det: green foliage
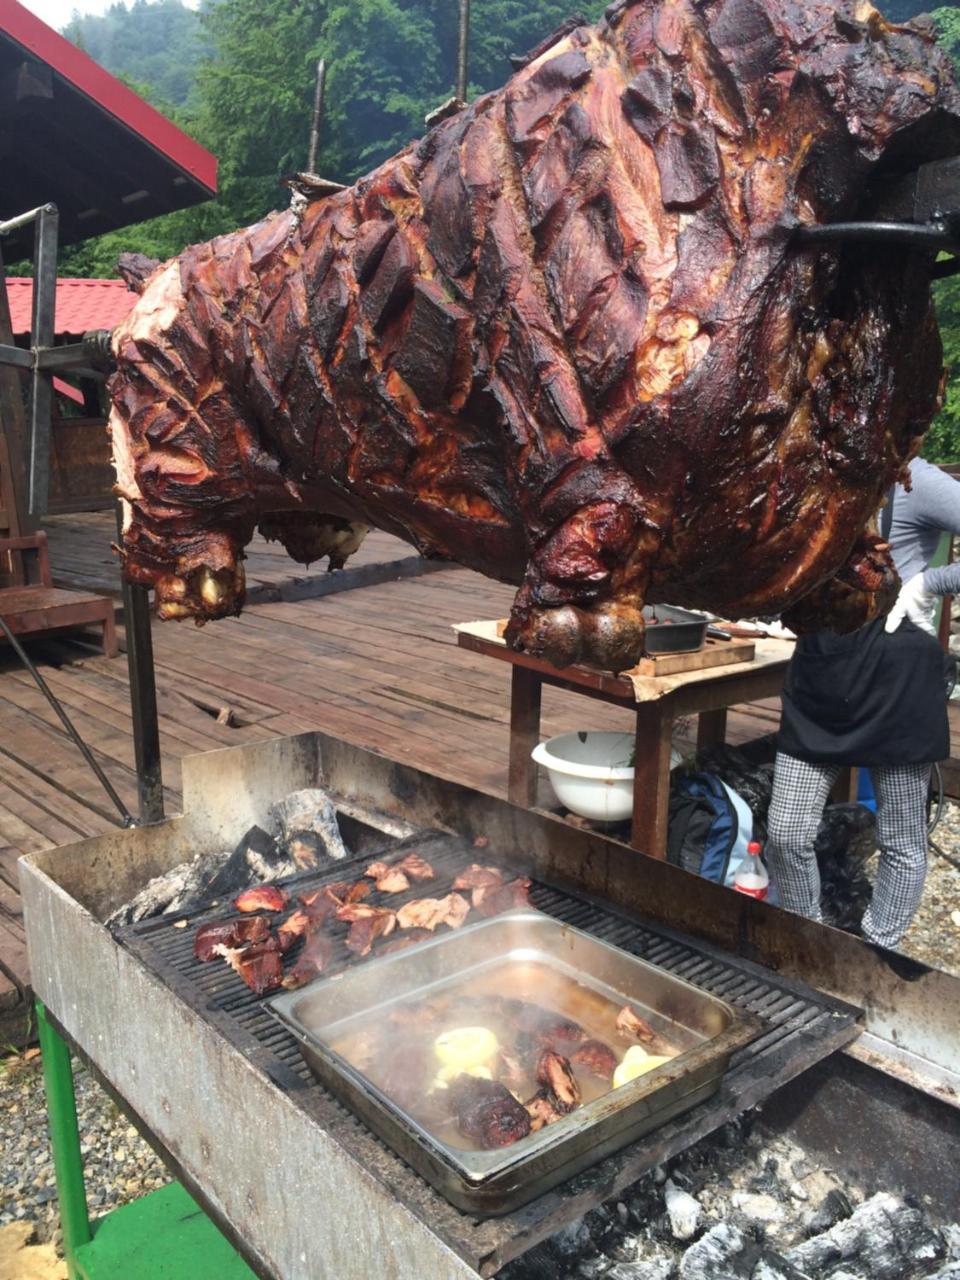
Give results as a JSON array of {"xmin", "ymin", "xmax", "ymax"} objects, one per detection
[{"xmin": 62, "ymin": 0, "xmax": 212, "ymax": 108}]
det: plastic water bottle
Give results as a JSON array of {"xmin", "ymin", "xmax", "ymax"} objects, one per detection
[{"xmin": 733, "ymin": 840, "xmax": 769, "ymax": 900}]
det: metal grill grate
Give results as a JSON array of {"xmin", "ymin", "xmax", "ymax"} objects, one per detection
[{"xmin": 119, "ymin": 829, "xmax": 861, "ymax": 1276}]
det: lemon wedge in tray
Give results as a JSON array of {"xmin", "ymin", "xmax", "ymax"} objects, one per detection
[
  {"xmin": 612, "ymin": 1045, "xmax": 672, "ymax": 1090},
  {"xmin": 433, "ymin": 1026, "xmax": 498, "ymax": 1071}
]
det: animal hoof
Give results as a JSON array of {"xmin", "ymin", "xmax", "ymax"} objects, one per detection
[{"xmin": 505, "ymin": 602, "xmax": 644, "ymax": 672}]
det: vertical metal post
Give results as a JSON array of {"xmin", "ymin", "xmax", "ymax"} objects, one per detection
[
  {"xmin": 29, "ymin": 204, "xmax": 58, "ymax": 517},
  {"xmin": 37, "ymin": 1001, "xmax": 92, "ymax": 1278},
  {"xmin": 456, "ymin": 0, "xmax": 471, "ymax": 103},
  {"xmin": 307, "ymin": 59, "xmax": 327, "ymax": 174},
  {"xmin": 115, "ymin": 502, "xmax": 164, "ymax": 823}
]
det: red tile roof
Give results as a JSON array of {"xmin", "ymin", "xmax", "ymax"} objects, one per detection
[{"xmin": 5, "ymin": 276, "xmax": 136, "ymax": 337}]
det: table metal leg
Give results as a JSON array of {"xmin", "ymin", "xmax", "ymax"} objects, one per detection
[
  {"xmin": 508, "ymin": 666, "xmax": 543, "ymax": 808},
  {"xmin": 632, "ymin": 701, "xmax": 674, "ymax": 859},
  {"xmin": 696, "ymin": 707, "xmax": 728, "ymax": 754},
  {"xmin": 37, "ymin": 1001, "xmax": 91, "ymax": 1278}
]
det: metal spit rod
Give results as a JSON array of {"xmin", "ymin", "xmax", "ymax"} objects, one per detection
[{"xmin": 0, "ymin": 614, "xmax": 134, "ymax": 825}]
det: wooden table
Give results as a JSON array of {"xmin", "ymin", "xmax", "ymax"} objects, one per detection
[{"xmin": 455, "ymin": 620, "xmax": 794, "ymax": 860}]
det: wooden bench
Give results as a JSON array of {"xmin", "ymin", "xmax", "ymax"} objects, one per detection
[{"xmin": 0, "ymin": 531, "xmax": 117, "ymax": 656}]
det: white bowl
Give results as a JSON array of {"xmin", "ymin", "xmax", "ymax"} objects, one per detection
[{"xmin": 531, "ymin": 731, "xmax": 636, "ymax": 823}]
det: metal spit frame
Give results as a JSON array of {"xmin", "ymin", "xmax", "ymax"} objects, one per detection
[{"xmin": 20, "ymin": 729, "xmax": 960, "ymax": 1279}]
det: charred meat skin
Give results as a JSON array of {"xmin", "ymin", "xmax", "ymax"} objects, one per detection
[
  {"xmin": 448, "ymin": 1075, "xmax": 532, "ymax": 1149},
  {"xmin": 233, "ymin": 885, "xmax": 288, "ymax": 913},
  {"xmin": 536, "ymin": 1050, "xmax": 582, "ymax": 1114},
  {"xmin": 109, "ymin": 1, "xmax": 960, "ymax": 672},
  {"xmin": 216, "ymin": 938, "xmax": 284, "ymax": 995},
  {"xmin": 571, "ymin": 1039, "xmax": 618, "ymax": 1080},
  {"xmin": 524, "ymin": 1089, "xmax": 563, "ymax": 1132},
  {"xmin": 471, "ymin": 877, "xmax": 533, "ymax": 919},
  {"xmin": 194, "ymin": 915, "xmax": 270, "ymax": 961},
  {"xmin": 282, "ymin": 930, "xmax": 334, "ymax": 990}
]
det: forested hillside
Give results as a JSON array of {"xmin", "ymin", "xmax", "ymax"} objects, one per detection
[{"xmin": 50, "ymin": 0, "xmax": 960, "ymax": 459}]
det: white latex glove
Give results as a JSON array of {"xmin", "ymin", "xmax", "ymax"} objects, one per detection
[{"xmin": 884, "ymin": 572, "xmax": 936, "ymax": 635}]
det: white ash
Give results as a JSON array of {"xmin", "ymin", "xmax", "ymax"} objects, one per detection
[
  {"xmin": 269, "ymin": 787, "xmax": 348, "ymax": 865},
  {"xmin": 503, "ymin": 1111, "xmax": 958, "ymax": 1280},
  {"xmin": 107, "ymin": 785, "xmax": 349, "ymax": 926},
  {"xmin": 665, "ymin": 1179, "xmax": 702, "ymax": 1241}
]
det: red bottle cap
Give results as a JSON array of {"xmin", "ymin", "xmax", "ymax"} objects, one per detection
[{"xmin": 747, "ymin": 841, "xmax": 762, "ymax": 855}]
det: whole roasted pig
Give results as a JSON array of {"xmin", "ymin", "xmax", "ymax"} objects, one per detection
[{"xmin": 109, "ymin": 0, "xmax": 960, "ymax": 671}]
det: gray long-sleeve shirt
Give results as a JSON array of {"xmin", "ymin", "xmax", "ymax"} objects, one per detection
[{"xmin": 889, "ymin": 458, "xmax": 960, "ymax": 596}]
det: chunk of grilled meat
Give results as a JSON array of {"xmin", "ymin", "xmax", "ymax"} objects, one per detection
[
  {"xmin": 110, "ymin": 1, "xmax": 960, "ymax": 671},
  {"xmin": 571, "ymin": 1039, "xmax": 618, "ymax": 1080},
  {"xmin": 615, "ymin": 1004, "xmax": 676, "ymax": 1055},
  {"xmin": 471, "ymin": 877, "xmax": 533, "ymax": 918},
  {"xmin": 396, "ymin": 853, "xmax": 435, "ymax": 882},
  {"xmin": 396, "ymin": 893, "xmax": 470, "ymax": 932},
  {"xmin": 276, "ymin": 908, "xmax": 313, "ymax": 953},
  {"xmin": 536, "ymin": 1050, "xmax": 582, "ymax": 1114},
  {"xmin": 281, "ymin": 931, "xmax": 334, "ymax": 990},
  {"xmin": 452, "ymin": 864, "xmax": 504, "ymax": 892},
  {"xmin": 373, "ymin": 868, "xmax": 411, "ymax": 894},
  {"xmin": 345, "ymin": 908, "xmax": 398, "ymax": 956},
  {"xmin": 524, "ymin": 1089, "xmax": 563, "ymax": 1132},
  {"xmin": 514, "ymin": 1004, "xmax": 586, "ymax": 1058},
  {"xmin": 233, "ymin": 885, "xmax": 288, "ymax": 913},
  {"xmin": 448, "ymin": 1074, "xmax": 532, "ymax": 1149},
  {"xmin": 215, "ymin": 937, "xmax": 283, "ymax": 995},
  {"xmin": 299, "ymin": 885, "xmax": 346, "ymax": 923},
  {"xmin": 194, "ymin": 915, "xmax": 270, "ymax": 962},
  {"xmin": 364, "ymin": 860, "xmax": 391, "ymax": 880}
]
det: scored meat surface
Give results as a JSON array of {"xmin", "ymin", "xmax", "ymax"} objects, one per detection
[{"xmin": 109, "ymin": 0, "xmax": 960, "ymax": 671}]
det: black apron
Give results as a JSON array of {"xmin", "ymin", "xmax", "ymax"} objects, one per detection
[{"xmin": 778, "ymin": 618, "xmax": 950, "ymax": 766}]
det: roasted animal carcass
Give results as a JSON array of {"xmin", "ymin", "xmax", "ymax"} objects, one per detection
[{"xmin": 109, "ymin": 0, "xmax": 960, "ymax": 671}]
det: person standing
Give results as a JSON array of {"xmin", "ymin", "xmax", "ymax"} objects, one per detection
[
  {"xmin": 883, "ymin": 456, "xmax": 960, "ymax": 634},
  {"xmin": 765, "ymin": 615, "xmax": 949, "ymax": 951}
]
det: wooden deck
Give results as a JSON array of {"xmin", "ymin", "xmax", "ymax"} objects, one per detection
[{"xmin": 1, "ymin": 512, "xmax": 959, "ymax": 1040}]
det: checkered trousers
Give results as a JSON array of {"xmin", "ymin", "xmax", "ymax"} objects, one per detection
[{"xmin": 766, "ymin": 752, "xmax": 931, "ymax": 950}]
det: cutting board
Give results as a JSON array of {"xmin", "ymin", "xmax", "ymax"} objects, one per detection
[{"xmin": 627, "ymin": 635, "xmax": 756, "ymax": 677}]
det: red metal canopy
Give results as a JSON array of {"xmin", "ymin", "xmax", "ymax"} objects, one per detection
[{"xmin": 0, "ymin": 0, "xmax": 217, "ymax": 259}]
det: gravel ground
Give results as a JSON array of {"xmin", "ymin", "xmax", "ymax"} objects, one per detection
[
  {"xmin": 899, "ymin": 799, "xmax": 960, "ymax": 974},
  {"xmin": 0, "ymin": 1053, "xmax": 168, "ymax": 1249}
]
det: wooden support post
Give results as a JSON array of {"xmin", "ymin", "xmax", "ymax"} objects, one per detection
[
  {"xmin": 696, "ymin": 707, "xmax": 727, "ymax": 754},
  {"xmin": 508, "ymin": 664, "xmax": 542, "ymax": 808},
  {"xmin": 631, "ymin": 700, "xmax": 674, "ymax": 859}
]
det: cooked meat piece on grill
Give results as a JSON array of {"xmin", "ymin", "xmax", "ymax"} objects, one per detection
[
  {"xmin": 194, "ymin": 915, "xmax": 270, "ymax": 962},
  {"xmin": 452, "ymin": 864, "xmax": 504, "ymax": 892},
  {"xmin": 338, "ymin": 880, "xmax": 372, "ymax": 904},
  {"xmin": 448, "ymin": 1074, "xmax": 532, "ymax": 1148},
  {"xmin": 616, "ymin": 1006, "xmax": 678, "ymax": 1054},
  {"xmin": 282, "ymin": 931, "xmax": 335, "ymax": 989},
  {"xmin": 298, "ymin": 885, "xmax": 344, "ymax": 924},
  {"xmin": 335, "ymin": 901, "xmax": 394, "ymax": 924},
  {"xmin": 471, "ymin": 877, "xmax": 533, "ymax": 918},
  {"xmin": 110, "ymin": 1, "xmax": 960, "ymax": 672},
  {"xmin": 374, "ymin": 868, "xmax": 411, "ymax": 894},
  {"xmin": 377, "ymin": 928, "xmax": 434, "ymax": 955},
  {"xmin": 233, "ymin": 885, "xmax": 289, "ymax": 914},
  {"xmin": 524, "ymin": 1089, "xmax": 563, "ymax": 1132},
  {"xmin": 571, "ymin": 1039, "xmax": 618, "ymax": 1080},
  {"xmin": 276, "ymin": 908, "xmax": 313, "ymax": 953},
  {"xmin": 536, "ymin": 1050, "xmax": 582, "ymax": 1114},
  {"xmin": 396, "ymin": 853, "xmax": 435, "ymax": 881},
  {"xmin": 215, "ymin": 938, "xmax": 283, "ymax": 995},
  {"xmin": 396, "ymin": 893, "xmax": 470, "ymax": 932},
  {"xmin": 364, "ymin": 860, "xmax": 392, "ymax": 880},
  {"xmin": 345, "ymin": 908, "xmax": 398, "ymax": 956}
]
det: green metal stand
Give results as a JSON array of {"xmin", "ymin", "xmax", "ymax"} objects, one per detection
[{"xmin": 37, "ymin": 1002, "xmax": 257, "ymax": 1280}]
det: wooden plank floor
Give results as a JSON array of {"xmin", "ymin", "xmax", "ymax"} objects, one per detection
[
  {"xmin": 3, "ymin": 516, "xmax": 960, "ymax": 1040},
  {"xmin": 43, "ymin": 511, "xmax": 451, "ymax": 604}
]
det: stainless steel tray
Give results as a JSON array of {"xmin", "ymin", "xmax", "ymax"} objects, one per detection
[
  {"xmin": 642, "ymin": 604, "xmax": 708, "ymax": 654},
  {"xmin": 268, "ymin": 910, "xmax": 762, "ymax": 1215}
]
